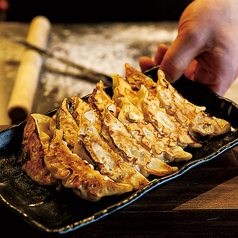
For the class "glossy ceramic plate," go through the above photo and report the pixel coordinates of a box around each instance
[1,66,238,234]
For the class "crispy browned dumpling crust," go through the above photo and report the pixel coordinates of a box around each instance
[90,80,191,162]
[118,97,192,163]
[21,63,232,202]
[112,74,139,107]
[156,70,231,136]
[72,96,102,132]
[125,63,157,96]
[56,97,79,150]
[72,97,91,121]
[45,129,133,201]
[78,113,149,189]
[100,110,178,177]
[137,85,201,148]
[21,114,59,185]
[88,80,119,119]
[124,64,231,137]
[89,81,116,113]
[72,99,102,163]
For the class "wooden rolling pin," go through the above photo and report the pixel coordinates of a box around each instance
[7,16,51,124]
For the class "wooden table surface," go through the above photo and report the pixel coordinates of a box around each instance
[1,125,238,237]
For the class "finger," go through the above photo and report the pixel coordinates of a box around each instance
[160,31,203,83]
[159,1,207,83]
[154,44,169,65]
[139,56,156,72]
[183,59,198,81]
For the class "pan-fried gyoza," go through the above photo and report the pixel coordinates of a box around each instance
[89,80,119,116]
[88,81,187,162]
[136,85,201,148]
[73,96,102,132]
[125,63,157,96]
[77,113,149,189]
[125,64,231,137]
[100,109,178,177]
[112,74,139,107]
[55,97,79,150]
[21,63,231,201]
[111,72,200,148]
[117,97,192,163]
[45,129,132,202]
[21,114,59,185]
[156,70,231,137]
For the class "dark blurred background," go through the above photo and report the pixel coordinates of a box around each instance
[4,0,193,22]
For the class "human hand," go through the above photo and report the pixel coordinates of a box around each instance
[139,0,238,96]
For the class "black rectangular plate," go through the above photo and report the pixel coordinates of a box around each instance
[1,66,238,234]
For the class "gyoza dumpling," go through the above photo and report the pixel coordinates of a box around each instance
[156,70,231,137]
[56,96,102,150]
[100,109,178,177]
[111,74,138,107]
[70,95,105,161]
[137,85,201,148]
[89,80,119,116]
[77,112,149,189]
[72,96,101,132]
[88,82,191,162]
[118,97,192,163]
[125,63,157,96]
[21,114,59,185]
[56,97,79,150]
[45,129,133,202]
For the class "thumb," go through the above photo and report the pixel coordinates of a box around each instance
[160,31,202,83]
[159,0,208,84]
